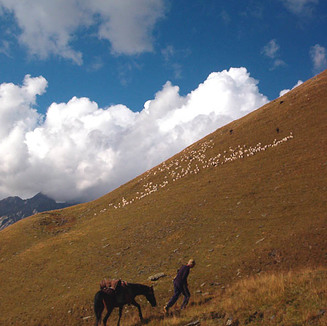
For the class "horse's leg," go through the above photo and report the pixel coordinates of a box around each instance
[117,306,123,326]
[94,291,104,326]
[131,299,143,321]
[103,305,114,326]
[94,301,104,326]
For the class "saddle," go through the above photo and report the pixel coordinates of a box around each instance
[100,279,128,290]
[100,279,130,303]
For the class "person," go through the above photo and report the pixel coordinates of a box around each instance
[164,259,196,313]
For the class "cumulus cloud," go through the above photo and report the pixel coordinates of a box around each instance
[310,44,327,74]
[280,0,319,15]
[0,68,269,202]
[0,75,46,185]
[279,80,303,97]
[0,0,166,63]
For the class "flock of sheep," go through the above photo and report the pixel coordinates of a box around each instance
[103,132,293,211]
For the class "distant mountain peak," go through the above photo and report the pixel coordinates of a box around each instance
[0,193,74,231]
[31,192,48,199]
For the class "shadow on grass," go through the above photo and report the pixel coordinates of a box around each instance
[190,296,214,306]
[129,297,216,325]
[131,313,165,326]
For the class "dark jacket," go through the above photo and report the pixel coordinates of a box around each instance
[173,265,190,288]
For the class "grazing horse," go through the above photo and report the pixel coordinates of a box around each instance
[94,283,157,326]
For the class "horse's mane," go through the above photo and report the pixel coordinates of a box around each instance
[127,283,150,289]
[126,283,151,294]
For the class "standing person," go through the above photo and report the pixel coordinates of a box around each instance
[164,259,196,313]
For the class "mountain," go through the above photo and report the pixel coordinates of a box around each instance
[0,193,74,230]
[0,70,326,325]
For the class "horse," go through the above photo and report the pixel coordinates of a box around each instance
[94,283,157,326]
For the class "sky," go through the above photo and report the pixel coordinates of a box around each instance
[0,0,326,203]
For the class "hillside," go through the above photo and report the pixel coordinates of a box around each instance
[0,70,326,326]
[0,193,74,230]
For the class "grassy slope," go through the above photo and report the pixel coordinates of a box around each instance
[0,70,326,325]
[152,268,327,326]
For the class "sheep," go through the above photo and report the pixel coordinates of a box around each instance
[109,132,293,210]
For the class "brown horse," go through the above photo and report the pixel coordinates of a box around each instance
[94,283,157,325]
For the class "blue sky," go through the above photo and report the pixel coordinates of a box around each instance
[0,0,326,202]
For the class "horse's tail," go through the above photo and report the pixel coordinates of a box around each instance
[94,291,105,326]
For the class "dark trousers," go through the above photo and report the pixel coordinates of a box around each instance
[166,283,190,309]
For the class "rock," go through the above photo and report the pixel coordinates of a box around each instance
[255,237,265,244]
[185,320,200,326]
[148,272,166,281]
[209,282,218,286]
[226,316,239,326]
[226,318,233,326]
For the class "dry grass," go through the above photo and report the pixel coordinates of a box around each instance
[0,70,326,325]
[113,268,327,326]
[217,268,327,325]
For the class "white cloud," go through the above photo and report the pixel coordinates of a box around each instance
[0,68,269,202]
[262,39,286,70]
[0,75,46,139]
[279,80,303,97]
[0,75,46,178]
[0,0,166,63]
[0,0,86,64]
[272,59,286,69]
[262,39,280,59]
[310,44,327,74]
[281,0,319,16]
[162,45,175,62]
[92,0,166,55]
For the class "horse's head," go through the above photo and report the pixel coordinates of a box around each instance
[146,286,157,307]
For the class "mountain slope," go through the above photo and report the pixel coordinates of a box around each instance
[0,193,74,230]
[0,70,326,325]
